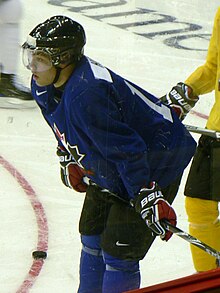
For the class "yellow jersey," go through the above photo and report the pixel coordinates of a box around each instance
[185,7,220,131]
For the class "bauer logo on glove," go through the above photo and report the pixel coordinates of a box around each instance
[140,187,163,208]
[160,82,199,121]
[134,182,177,241]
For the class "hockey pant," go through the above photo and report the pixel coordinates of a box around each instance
[78,235,140,293]
[185,197,220,272]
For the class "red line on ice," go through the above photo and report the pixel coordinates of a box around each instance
[0,155,49,293]
[191,110,209,120]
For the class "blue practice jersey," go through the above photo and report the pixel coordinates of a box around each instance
[31,56,196,200]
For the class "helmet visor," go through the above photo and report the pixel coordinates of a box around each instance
[22,48,53,72]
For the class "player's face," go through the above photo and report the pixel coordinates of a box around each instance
[23,49,53,72]
[22,49,57,86]
[32,66,57,87]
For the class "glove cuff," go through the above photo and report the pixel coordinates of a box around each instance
[134,182,163,213]
[178,82,199,102]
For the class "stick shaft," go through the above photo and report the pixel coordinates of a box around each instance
[163,221,220,259]
[184,124,220,139]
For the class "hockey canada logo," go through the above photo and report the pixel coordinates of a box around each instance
[53,123,85,168]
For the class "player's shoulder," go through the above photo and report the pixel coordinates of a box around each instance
[76,56,113,84]
[67,57,116,98]
[86,57,113,83]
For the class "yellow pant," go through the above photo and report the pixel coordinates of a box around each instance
[185,197,220,272]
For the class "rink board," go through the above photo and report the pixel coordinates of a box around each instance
[124,268,220,293]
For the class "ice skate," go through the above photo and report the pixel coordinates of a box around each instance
[0,73,36,109]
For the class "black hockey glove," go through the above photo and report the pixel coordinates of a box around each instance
[57,146,87,192]
[134,182,176,241]
[160,82,199,121]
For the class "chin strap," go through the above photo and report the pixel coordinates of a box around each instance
[53,61,76,85]
[53,67,62,84]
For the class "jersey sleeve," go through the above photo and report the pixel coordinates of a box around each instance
[70,82,150,198]
[184,8,220,95]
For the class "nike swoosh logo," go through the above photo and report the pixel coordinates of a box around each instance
[36,90,47,96]
[116,241,130,247]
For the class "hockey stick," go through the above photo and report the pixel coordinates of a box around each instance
[184,124,220,139]
[162,220,220,260]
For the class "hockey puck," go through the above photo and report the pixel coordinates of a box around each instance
[32,250,47,260]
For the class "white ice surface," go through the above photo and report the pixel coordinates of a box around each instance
[0,0,219,292]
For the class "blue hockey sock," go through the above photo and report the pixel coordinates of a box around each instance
[102,252,140,293]
[78,235,105,293]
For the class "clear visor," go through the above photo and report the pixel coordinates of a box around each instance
[22,48,53,72]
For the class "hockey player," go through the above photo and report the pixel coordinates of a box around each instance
[161,7,220,273]
[0,0,35,108]
[22,15,196,292]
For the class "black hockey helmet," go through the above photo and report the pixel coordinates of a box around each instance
[22,15,86,71]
